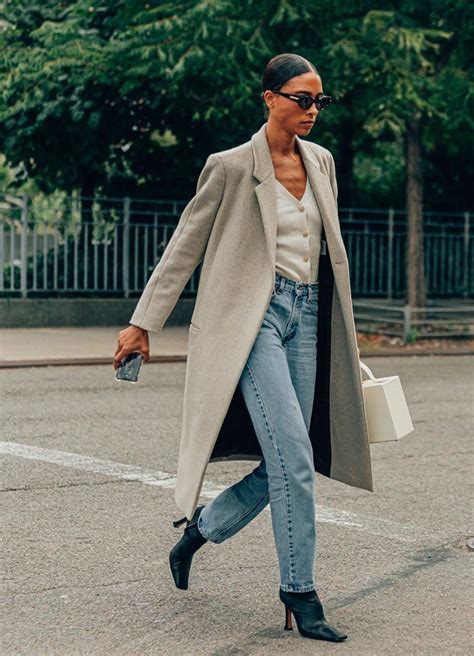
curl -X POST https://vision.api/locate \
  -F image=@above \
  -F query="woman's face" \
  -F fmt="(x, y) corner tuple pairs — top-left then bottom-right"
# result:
(264, 70), (323, 135)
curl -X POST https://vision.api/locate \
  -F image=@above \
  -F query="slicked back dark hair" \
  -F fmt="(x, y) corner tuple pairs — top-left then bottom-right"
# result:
(261, 53), (319, 105)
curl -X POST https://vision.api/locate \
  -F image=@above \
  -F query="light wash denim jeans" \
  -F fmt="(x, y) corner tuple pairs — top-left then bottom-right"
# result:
(197, 271), (319, 592)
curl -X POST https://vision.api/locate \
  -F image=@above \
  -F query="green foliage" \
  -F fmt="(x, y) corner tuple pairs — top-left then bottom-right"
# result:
(0, 0), (472, 209)
(357, 9), (452, 137)
(404, 327), (418, 343)
(353, 142), (405, 207)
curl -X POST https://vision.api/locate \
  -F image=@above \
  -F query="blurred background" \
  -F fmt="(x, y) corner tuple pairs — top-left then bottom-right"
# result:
(0, 0), (472, 348)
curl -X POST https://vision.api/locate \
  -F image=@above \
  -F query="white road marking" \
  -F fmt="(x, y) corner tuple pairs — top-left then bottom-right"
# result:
(1, 441), (424, 543)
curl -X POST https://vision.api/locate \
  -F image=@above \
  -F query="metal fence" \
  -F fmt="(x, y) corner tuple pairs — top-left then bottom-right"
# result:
(353, 300), (474, 341)
(0, 193), (472, 299)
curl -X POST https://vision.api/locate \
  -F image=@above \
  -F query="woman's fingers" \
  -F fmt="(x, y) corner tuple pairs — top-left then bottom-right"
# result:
(113, 339), (126, 368)
(113, 326), (150, 370)
(113, 344), (131, 368)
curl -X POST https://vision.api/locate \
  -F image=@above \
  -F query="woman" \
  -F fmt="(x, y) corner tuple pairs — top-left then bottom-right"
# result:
(114, 53), (373, 643)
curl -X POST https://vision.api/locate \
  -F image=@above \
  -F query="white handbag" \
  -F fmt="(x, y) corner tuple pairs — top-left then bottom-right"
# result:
(359, 361), (414, 443)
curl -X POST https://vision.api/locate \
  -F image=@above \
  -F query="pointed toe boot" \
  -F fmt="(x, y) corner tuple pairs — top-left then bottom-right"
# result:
(280, 588), (348, 642)
(169, 504), (208, 590)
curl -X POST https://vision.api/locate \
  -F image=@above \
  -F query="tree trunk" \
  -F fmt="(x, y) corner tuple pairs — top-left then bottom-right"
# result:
(405, 115), (426, 308)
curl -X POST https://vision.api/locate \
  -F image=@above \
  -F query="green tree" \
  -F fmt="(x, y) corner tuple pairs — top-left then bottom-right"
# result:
(327, 2), (473, 306)
(0, 1), (472, 306)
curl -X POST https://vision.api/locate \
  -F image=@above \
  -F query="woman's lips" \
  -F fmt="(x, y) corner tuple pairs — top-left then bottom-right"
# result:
(301, 121), (314, 126)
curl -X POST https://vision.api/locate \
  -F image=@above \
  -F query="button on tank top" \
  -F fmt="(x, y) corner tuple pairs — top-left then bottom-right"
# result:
(274, 175), (323, 283)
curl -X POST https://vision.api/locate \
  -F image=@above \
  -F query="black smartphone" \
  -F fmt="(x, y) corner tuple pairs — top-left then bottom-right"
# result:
(115, 351), (144, 383)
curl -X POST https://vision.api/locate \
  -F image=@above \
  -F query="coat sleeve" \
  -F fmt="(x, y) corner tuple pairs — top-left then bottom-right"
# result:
(129, 153), (225, 333)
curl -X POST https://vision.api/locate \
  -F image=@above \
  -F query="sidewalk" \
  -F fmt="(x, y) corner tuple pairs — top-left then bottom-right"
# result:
(0, 326), (187, 368)
(1, 326), (472, 368)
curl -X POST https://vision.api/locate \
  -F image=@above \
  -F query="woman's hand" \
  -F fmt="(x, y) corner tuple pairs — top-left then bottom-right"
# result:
(113, 325), (150, 370)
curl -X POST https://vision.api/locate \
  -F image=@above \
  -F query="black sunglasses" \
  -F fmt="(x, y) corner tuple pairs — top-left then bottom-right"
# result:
(272, 91), (335, 111)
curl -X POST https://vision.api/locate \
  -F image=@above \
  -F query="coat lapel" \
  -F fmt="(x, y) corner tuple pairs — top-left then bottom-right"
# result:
(251, 124), (278, 269)
(250, 122), (347, 272)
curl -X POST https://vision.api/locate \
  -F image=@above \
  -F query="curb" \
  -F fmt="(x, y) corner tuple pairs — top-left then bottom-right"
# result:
(0, 355), (187, 369)
(1, 350), (473, 369)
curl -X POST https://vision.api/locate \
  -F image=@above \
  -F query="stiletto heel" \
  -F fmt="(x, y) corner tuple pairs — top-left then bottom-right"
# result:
(169, 505), (207, 590)
(284, 605), (293, 631)
(172, 515), (187, 528)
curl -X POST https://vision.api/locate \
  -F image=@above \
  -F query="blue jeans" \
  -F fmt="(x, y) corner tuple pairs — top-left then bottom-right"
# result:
(197, 271), (319, 592)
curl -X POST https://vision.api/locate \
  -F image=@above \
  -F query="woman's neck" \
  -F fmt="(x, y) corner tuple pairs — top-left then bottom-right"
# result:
(264, 120), (299, 160)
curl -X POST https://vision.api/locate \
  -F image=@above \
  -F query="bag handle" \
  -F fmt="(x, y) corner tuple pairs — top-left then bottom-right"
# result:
(359, 360), (377, 382)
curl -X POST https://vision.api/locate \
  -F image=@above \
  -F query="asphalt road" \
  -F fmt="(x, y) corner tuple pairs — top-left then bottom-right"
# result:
(1, 356), (473, 655)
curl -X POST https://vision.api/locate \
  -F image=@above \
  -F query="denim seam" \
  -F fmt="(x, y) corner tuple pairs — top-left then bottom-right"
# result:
(282, 299), (295, 341)
(211, 490), (269, 543)
(283, 294), (301, 344)
(245, 361), (297, 586)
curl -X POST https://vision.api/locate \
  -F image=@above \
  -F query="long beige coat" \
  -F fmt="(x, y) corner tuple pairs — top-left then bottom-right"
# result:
(130, 121), (374, 520)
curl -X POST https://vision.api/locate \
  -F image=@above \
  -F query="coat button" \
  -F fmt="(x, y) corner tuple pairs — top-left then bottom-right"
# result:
(303, 254), (309, 262)
(299, 207), (305, 212)
(303, 231), (309, 237)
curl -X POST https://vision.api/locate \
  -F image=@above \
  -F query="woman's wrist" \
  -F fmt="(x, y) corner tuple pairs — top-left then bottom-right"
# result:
(129, 323), (147, 332)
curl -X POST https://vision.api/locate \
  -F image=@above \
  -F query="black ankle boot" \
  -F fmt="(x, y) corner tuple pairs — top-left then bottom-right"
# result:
(279, 588), (348, 642)
(169, 505), (207, 590)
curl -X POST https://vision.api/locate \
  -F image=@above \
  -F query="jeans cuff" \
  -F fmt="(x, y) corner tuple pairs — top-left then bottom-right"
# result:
(197, 515), (218, 543)
(280, 583), (316, 592)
